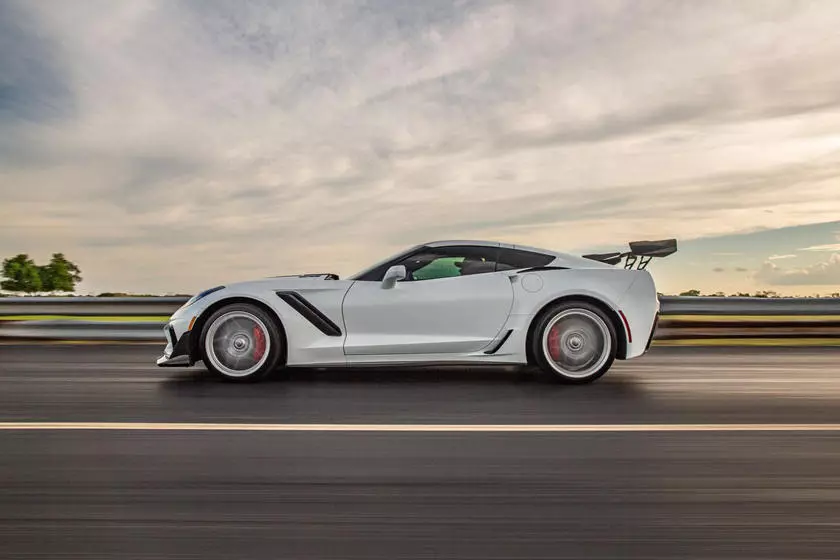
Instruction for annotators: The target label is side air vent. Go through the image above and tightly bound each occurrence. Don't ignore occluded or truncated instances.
[276,292,342,337]
[484,330,513,355]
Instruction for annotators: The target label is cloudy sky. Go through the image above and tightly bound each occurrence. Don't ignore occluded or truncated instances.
[2,0,840,295]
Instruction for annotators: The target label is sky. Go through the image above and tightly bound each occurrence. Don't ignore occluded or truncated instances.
[1,0,839,295]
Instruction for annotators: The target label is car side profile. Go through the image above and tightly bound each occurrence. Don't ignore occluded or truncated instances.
[157,239,676,383]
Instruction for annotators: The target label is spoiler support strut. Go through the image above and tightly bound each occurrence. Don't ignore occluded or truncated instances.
[583,239,677,270]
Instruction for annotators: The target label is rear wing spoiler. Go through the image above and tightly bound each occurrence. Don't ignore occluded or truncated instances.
[582,239,677,270]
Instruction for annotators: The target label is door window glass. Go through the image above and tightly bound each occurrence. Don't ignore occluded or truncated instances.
[412,256,464,280]
[397,246,499,281]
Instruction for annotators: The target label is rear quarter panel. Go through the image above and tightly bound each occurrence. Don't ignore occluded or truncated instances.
[508,268,658,360]
[615,271,659,358]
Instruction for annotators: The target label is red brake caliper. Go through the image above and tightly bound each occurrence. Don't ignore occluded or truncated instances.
[253,326,266,361]
[547,324,562,361]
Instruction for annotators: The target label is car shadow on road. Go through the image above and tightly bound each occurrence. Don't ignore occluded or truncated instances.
[154,363,652,426]
[158,363,647,400]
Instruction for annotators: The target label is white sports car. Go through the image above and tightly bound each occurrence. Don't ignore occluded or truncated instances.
[157,239,675,383]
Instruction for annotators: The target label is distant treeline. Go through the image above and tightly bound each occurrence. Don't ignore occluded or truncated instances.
[95,292,193,297]
[677,289,840,298]
[0,293,191,297]
[1,291,839,299]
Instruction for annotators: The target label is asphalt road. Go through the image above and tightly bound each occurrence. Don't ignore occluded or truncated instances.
[2,344,840,559]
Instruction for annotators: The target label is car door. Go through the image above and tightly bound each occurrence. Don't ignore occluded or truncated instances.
[341,245,514,356]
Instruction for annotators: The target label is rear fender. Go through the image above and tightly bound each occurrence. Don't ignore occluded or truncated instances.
[615,271,659,358]
[511,268,643,361]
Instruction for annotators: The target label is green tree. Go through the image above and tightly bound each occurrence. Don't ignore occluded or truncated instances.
[679,289,701,297]
[1,254,43,293]
[752,290,780,298]
[40,253,82,292]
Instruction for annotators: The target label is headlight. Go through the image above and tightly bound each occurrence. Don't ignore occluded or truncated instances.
[180,286,225,310]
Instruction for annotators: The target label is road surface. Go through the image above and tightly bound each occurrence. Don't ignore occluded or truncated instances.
[1,344,840,559]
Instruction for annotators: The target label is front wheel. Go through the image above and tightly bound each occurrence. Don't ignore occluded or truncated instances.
[531,301,617,384]
[199,303,284,382]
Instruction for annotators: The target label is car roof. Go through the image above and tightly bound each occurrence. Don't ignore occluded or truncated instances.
[421,240,612,269]
[424,240,556,254]
[348,239,612,279]
[424,240,508,248]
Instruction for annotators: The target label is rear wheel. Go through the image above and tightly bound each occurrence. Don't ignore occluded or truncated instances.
[200,303,283,382]
[531,301,617,384]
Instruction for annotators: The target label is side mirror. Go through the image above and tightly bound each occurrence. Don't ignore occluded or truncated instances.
[381,265,407,289]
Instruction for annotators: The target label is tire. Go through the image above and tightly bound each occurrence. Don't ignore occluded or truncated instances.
[199,303,284,382]
[530,301,617,384]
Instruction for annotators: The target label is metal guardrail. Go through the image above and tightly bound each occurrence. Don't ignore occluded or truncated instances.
[0,296,187,341]
[658,296,840,316]
[1,296,839,343]
[0,296,187,316]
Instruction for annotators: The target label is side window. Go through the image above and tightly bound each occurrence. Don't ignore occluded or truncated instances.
[398,246,500,281]
[496,247,554,271]
[412,256,464,281]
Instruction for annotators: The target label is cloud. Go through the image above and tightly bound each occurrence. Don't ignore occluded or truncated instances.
[800,244,840,252]
[709,265,747,274]
[768,254,797,260]
[0,1,75,124]
[4,1,840,292]
[756,253,840,285]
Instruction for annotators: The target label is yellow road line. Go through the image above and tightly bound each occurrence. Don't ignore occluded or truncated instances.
[653,338,840,346]
[0,316,168,322]
[663,315,840,322]
[2,422,840,432]
[0,340,161,345]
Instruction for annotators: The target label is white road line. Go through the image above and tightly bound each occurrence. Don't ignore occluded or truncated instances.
[2,422,840,432]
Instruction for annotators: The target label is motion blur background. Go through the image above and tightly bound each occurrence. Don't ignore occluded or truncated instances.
[2,0,840,296]
[2,1,840,558]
